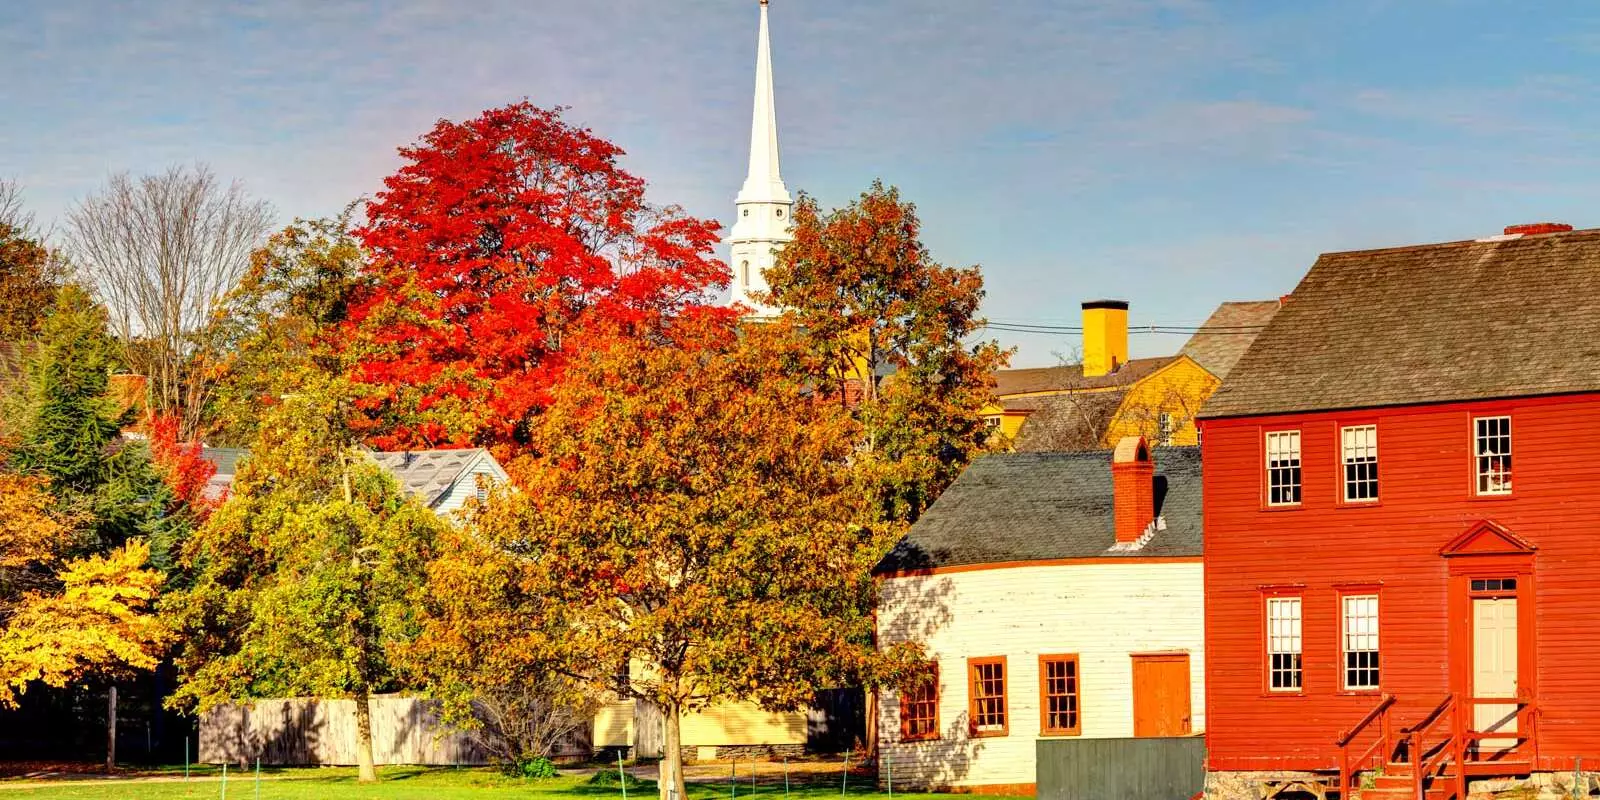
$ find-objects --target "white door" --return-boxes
[1472,597,1518,753]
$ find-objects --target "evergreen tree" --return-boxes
[3,286,177,562]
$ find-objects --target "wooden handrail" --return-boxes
[1337,693,1396,746]
[1401,695,1454,735]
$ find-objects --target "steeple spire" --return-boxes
[727,0,794,319]
[737,0,790,205]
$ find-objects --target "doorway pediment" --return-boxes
[1440,520,1537,557]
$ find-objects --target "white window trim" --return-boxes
[1341,424,1379,503]
[1266,430,1303,507]
[1341,594,1380,691]
[1266,596,1303,692]
[1474,415,1513,496]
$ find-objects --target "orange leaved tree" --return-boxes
[411,314,919,800]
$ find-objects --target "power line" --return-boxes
[980,322,1268,336]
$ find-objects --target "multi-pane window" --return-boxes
[1040,656,1081,735]
[1475,416,1513,495]
[1266,431,1302,506]
[1471,578,1517,593]
[1267,597,1303,691]
[1342,595,1380,690]
[899,663,939,741]
[1342,425,1379,502]
[1157,412,1175,445]
[968,657,1008,736]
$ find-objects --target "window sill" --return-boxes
[899,734,941,744]
[1261,691,1305,698]
[1336,689,1382,697]
[1337,499,1382,509]
[1039,730,1082,738]
[1260,504,1304,512]
[1468,493,1515,502]
[969,730,1010,739]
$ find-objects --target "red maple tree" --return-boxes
[142,412,218,519]
[343,103,732,456]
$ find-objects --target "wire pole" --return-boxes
[783,757,790,800]
[619,750,629,800]
[842,749,850,796]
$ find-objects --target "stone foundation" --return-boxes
[1203,770,1335,800]
[693,743,807,763]
[1205,770,1600,799]
[1468,771,1600,799]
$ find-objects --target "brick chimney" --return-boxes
[1503,222,1572,236]
[1112,436,1155,544]
[1082,300,1129,378]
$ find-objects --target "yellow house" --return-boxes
[592,697,806,763]
[985,299,1278,451]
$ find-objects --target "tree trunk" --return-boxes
[658,702,687,800]
[354,688,378,783]
[105,685,117,773]
[864,687,879,761]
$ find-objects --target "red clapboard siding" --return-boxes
[1201,391,1600,773]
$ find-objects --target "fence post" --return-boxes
[619,750,629,800]
[731,757,737,800]
[254,756,260,800]
[185,736,190,781]
[751,756,757,797]
[220,762,228,799]
[842,749,850,796]
[784,757,790,800]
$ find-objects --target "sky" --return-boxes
[5,1,1600,367]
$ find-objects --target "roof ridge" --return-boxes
[1318,226,1600,259]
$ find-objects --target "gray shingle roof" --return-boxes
[1201,228,1600,419]
[874,446,1201,573]
[1178,300,1280,380]
[200,447,495,509]
[1012,390,1129,452]
[992,356,1176,397]
[366,449,489,507]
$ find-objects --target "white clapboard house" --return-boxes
[874,437,1204,793]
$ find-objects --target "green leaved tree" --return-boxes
[2,286,180,565]
[164,372,447,783]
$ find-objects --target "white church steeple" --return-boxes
[728,0,792,319]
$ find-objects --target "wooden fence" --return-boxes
[1036,736,1205,800]
[200,695,492,766]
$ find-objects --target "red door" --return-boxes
[1132,654,1192,737]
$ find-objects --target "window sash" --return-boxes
[1040,656,1080,735]
[1474,416,1513,495]
[968,658,1008,735]
[1266,431,1302,506]
[1342,595,1380,690]
[1267,597,1303,691]
[1341,425,1379,502]
[899,663,939,741]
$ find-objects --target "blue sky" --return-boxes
[5,1,1600,367]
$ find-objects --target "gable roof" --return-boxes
[874,446,1201,574]
[200,447,507,510]
[1178,300,1280,380]
[366,449,504,508]
[1011,389,1129,452]
[1201,228,1600,419]
[992,356,1176,397]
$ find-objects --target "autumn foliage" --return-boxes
[344,103,732,457]
[143,413,218,518]
[411,314,920,800]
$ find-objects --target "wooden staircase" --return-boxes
[1336,693,1538,800]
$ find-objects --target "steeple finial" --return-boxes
[737,0,789,205]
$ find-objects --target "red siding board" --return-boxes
[1202,392,1600,772]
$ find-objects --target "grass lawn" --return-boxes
[0,766,984,800]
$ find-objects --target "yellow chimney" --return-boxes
[1081,300,1129,378]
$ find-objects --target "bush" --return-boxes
[511,756,558,779]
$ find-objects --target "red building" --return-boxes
[1198,223,1600,800]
